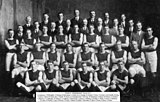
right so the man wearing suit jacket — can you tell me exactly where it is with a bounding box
[40,13,51,30]
[95,18,104,36]
[71,9,83,28]
[119,14,128,35]
[125,19,135,37]
[32,21,42,41]
[109,18,119,37]
[23,16,34,35]
[55,12,66,29]
[87,11,97,28]
[48,22,57,38]
[130,21,145,49]
[103,12,112,28]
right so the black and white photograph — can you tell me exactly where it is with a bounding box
[0,0,160,102]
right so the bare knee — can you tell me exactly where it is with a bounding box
[35,85,42,91]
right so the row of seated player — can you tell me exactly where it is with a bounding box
[14,60,130,97]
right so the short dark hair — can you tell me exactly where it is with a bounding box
[8,29,13,33]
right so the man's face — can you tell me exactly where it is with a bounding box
[98,18,103,25]
[43,26,48,33]
[113,19,118,26]
[82,63,87,71]
[104,13,109,19]
[66,20,71,26]
[44,14,49,20]
[116,41,122,50]
[90,11,95,18]
[63,62,69,69]
[66,44,72,52]
[132,41,138,50]
[89,25,94,32]
[99,44,105,52]
[83,19,88,26]
[129,20,134,26]
[58,26,63,32]
[82,44,89,52]
[118,61,124,70]
[18,26,23,32]
[99,62,105,71]
[136,23,142,31]
[26,16,31,23]
[74,10,80,17]
[59,13,64,20]
[146,28,153,37]
[47,62,54,71]
[74,25,79,31]
[26,30,32,37]
[9,30,14,38]
[104,26,109,33]
[34,22,40,28]
[31,61,37,70]
[119,26,124,34]
[50,44,56,51]
[51,22,56,28]
[121,14,126,21]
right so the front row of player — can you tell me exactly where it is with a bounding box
[15,60,128,95]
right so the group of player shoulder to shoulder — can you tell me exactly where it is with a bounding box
[4,10,158,97]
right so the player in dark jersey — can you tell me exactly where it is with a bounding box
[38,26,52,52]
[5,29,19,72]
[128,41,146,82]
[83,25,100,53]
[80,19,89,35]
[110,60,128,93]
[58,61,74,91]
[48,22,57,38]
[95,18,104,36]
[23,16,33,35]
[64,19,72,36]
[92,61,111,92]
[12,44,31,79]
[21,29,36,51]
[111,40,127,73]
[32,21,42,41]
[46,43,60,69]
[62,43,77,68]
[95,43,111,69]
[141,27,158,92]
[69,25,83,54]
[100,25,116,50]
[117,25,129,49]
[127,40,146,95]
[77,62,93,91]
[10,44,30,95]
[77,43,95,71]
[54,25,68,54]
[43,60,61,92]
[16,60,46,97]
[15,25,24,43]
[30,43,46,71]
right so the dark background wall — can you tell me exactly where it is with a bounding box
[0,0,160,91]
